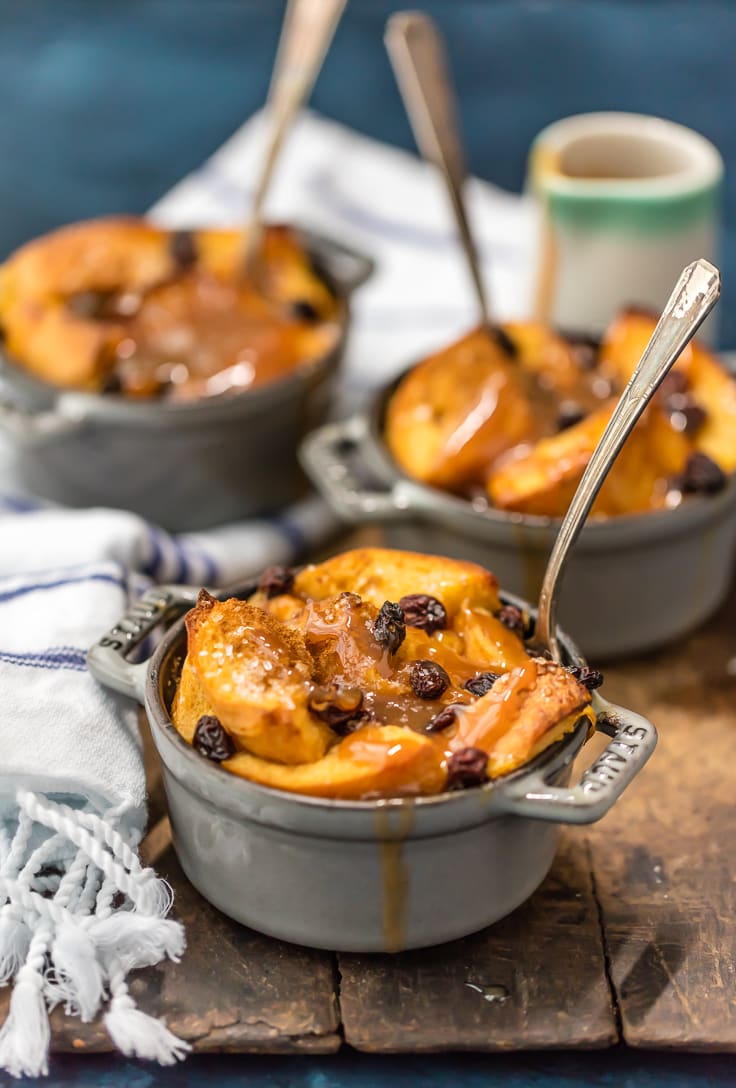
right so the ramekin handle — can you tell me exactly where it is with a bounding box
[0,394,85,445]
[87,584,201,704]
[300,416,412,522]
[303,231,375,293]
[495,698,657,824]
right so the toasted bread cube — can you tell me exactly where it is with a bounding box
[176,590,332,765]
[294,547,501,618]
[487,401,689,517]
[223,724,446,799]
[450,658,591,776]
[384,327,536,490]
[600,309,736,473]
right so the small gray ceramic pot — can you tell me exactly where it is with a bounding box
[0,231,373,532]
[299,380,736,660]
[87,580,656,953]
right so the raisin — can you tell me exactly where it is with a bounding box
[372,601,406,654]
[308,686,366,734]
[557,401,585,431]
[258,565,295,598]
[399,593,447,633]
[101,370,123,395]
[464,672,500,697]
[659,370,689,399]
[497,604,535,639]
[567,665,604,690]
[68,289,114,320]
[665,394,707,435]
[410,660,450,699]
[491,325,518,358]
[193,715,235,762]
[446,747,489,790]
[426,706,457,733]
[170,230,198,268]
[289,299,320,323]
[679,452,727,495]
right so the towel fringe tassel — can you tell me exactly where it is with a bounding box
[0,789,188,1077]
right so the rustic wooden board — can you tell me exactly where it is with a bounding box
[15,541,736,1055]
[338,834,616,1051]
[586,586,736,1050]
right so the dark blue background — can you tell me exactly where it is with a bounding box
[2,1,735,339]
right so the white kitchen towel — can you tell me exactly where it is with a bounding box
[151,109,535,403]
[0,111,532,1077]
[0,562,189,1077]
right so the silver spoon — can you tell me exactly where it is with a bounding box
[242,0,348,274]
[385,10,491,326]
[537,258,721,661]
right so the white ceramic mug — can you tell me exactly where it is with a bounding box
[527,112,723,341]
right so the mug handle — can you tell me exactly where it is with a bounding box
[494,695,657,824]
[87,584,201,703]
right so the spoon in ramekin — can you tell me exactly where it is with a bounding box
[536,258,721,661]
[385,10,492,328]
[242,0,347,275]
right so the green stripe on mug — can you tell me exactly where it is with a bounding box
[527,112,723,339]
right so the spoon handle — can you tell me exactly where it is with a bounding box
[537,258,721,661]
[242,0,347,272]
[385,11,490,326]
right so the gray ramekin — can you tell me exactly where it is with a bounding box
[0,230,373,532]
[87,580,656,953]
[299,376,736,660]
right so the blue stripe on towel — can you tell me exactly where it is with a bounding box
[0,494,44,513]
[0,646,87,672]
[0,572,125,606]
[271,512,307,558]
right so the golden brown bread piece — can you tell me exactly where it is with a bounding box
[503,320,588,399]
[449,658,591,776]
[171,549,594,798]
[600,309,736,473]
[223,725,446,800]
[0,217,340,395]
[293,547,501,619]
[487,399,690,517]
[384,327,537,490]
[172,589,332,765]
[383,310,734,518]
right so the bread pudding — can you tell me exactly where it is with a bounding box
[171,548,595,800]
[0,217,342,401]
[385,313,736,518]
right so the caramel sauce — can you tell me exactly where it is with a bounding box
[221,579,588,799]
[449,660,539,753]
[102,268,339,401]
[375,806,415,953]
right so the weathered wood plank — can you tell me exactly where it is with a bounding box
[587,586,736,1050]
[38,849,340,1054]
[338,834,617,1051]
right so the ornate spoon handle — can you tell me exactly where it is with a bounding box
[385,11,490,325]
[242,0,347,273]
[537,258,721,660]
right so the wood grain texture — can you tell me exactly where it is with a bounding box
[586,586,736,1050]
[338,834,617,1051]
